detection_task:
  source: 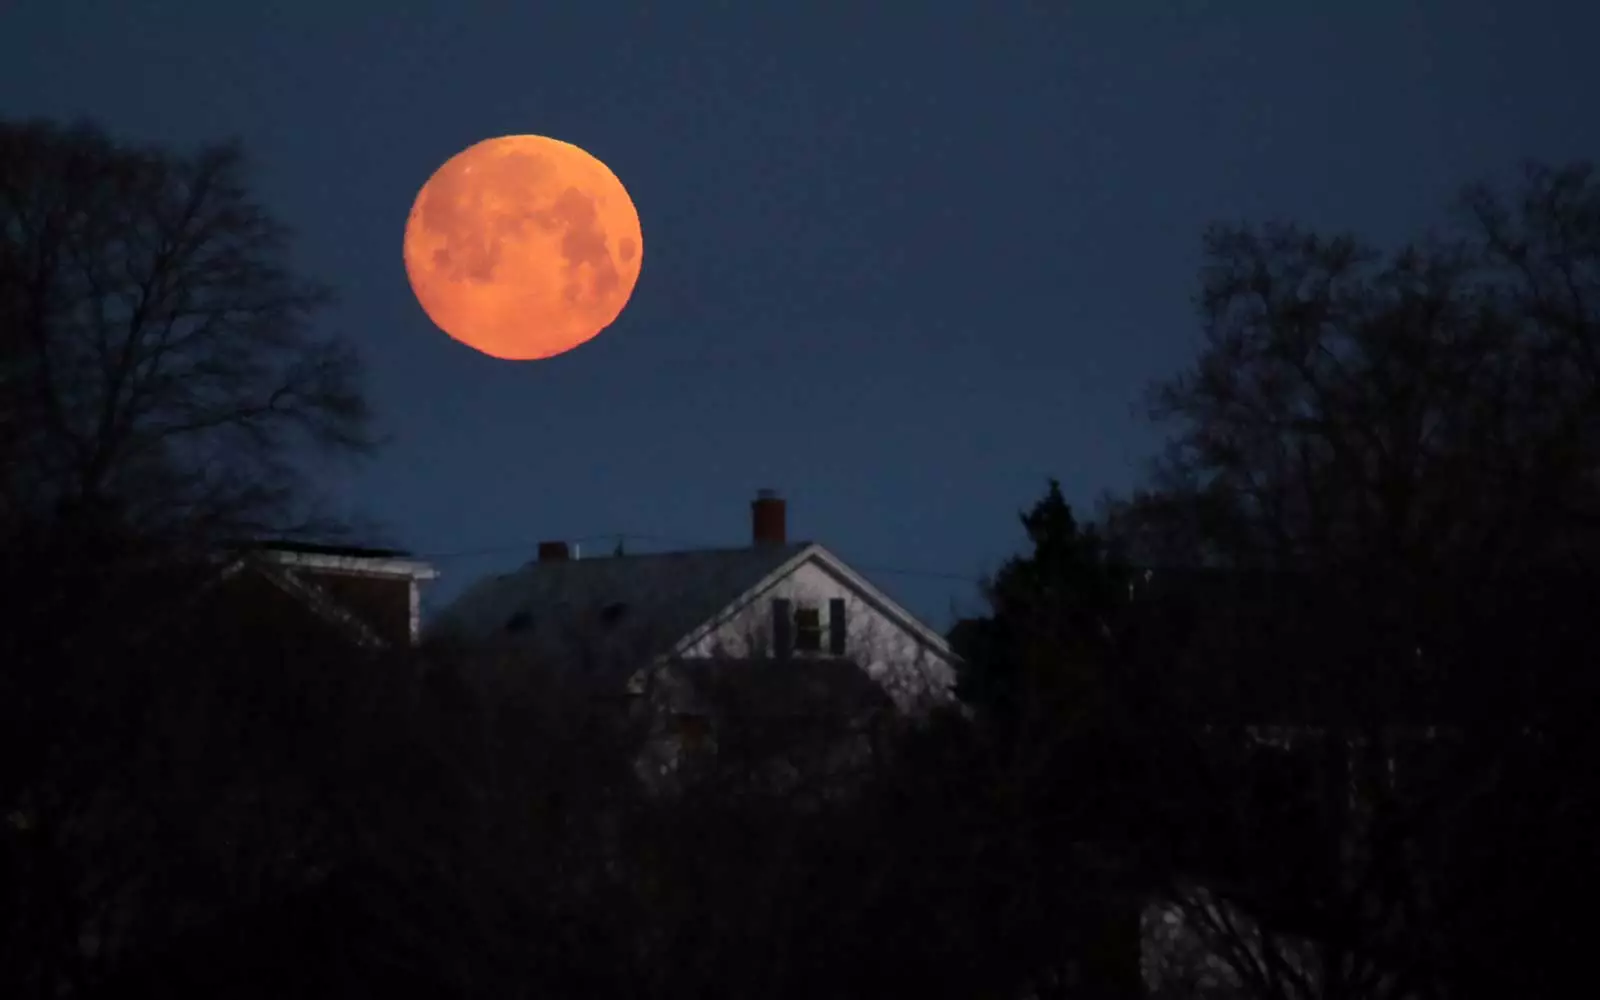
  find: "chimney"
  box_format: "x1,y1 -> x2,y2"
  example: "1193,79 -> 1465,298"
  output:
537,540 -> 570,562
751,489 -> 786,547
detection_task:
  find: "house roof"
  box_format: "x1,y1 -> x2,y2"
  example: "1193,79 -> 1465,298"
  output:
125,551 -> 393,650
428,542 -> 956,678
229,539 -> 439,581
226,538 -> 415,560
237,556 -> 390,647
429,543 -> 812,673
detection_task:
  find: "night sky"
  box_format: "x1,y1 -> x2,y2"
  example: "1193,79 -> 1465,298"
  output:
5,2 -> 1597,629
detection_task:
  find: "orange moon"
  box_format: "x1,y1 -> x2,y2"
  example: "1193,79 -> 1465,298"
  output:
403,135 -> 643,360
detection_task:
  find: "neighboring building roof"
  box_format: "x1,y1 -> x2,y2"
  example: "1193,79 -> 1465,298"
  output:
236,555 -> 390,647
121,542 -> 441,651
127,550 -> 392,650
428,542 -> 956,679
230,539 -> 439,581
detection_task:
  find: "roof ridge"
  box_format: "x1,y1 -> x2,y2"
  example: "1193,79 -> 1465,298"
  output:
433,541 -> 814,650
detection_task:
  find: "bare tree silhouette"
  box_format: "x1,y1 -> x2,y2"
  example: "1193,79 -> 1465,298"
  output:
0,117 -> 376,549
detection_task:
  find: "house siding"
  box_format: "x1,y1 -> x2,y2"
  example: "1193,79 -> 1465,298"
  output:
161,569 -> 365,654
676,559 -> 957,713
301,571 -> 415,647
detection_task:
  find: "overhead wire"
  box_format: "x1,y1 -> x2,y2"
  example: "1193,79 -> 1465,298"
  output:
417,532 -> 635,561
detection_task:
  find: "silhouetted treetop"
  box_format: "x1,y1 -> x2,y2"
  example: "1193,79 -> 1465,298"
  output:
1109,160 -> 1600,581
0,118 -> 376,546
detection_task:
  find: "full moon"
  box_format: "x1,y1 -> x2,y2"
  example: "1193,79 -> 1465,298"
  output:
403,135 -> 643,360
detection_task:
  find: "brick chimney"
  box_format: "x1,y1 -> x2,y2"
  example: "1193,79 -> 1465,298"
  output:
537,540 -> 570,562
751,489 -> 786,546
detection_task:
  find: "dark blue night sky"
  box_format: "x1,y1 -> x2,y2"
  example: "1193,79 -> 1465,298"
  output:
6,1 -> 1597,627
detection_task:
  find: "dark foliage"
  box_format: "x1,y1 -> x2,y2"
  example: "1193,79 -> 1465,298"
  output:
6,120 -> 1598,999
1101,160 -> 1600,999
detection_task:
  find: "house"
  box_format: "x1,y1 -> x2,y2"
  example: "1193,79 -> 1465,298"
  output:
131,540 -> 440,652
231,541 -> 440,648
427,490 -> 961,783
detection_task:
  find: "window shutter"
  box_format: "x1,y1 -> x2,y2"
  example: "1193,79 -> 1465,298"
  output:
829,598 -> 847,655
772,598 -> 792,657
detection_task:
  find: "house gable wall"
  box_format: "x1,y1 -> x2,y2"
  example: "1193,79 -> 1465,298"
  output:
676,558 -> 957,712
300,571 -> 414,647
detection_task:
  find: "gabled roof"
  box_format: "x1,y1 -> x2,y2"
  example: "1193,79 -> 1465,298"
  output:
127,551 -> 392,650
228,539 -> 415,560
668,543 -> 957,663
235,556 -> 390,648
230,540 -> 439,581
429,543 -> 811,673
428,542 -> 956,676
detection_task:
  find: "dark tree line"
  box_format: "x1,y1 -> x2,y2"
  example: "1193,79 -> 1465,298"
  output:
1082,161 -> 1600,997
4,117 -> 1598,999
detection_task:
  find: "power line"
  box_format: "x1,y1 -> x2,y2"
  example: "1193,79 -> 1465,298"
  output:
418,532 -> 635,561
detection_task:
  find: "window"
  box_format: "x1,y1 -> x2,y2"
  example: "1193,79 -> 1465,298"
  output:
772,598 -> 792,656
794,605 -> 822,652
829,598 -> 847,655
